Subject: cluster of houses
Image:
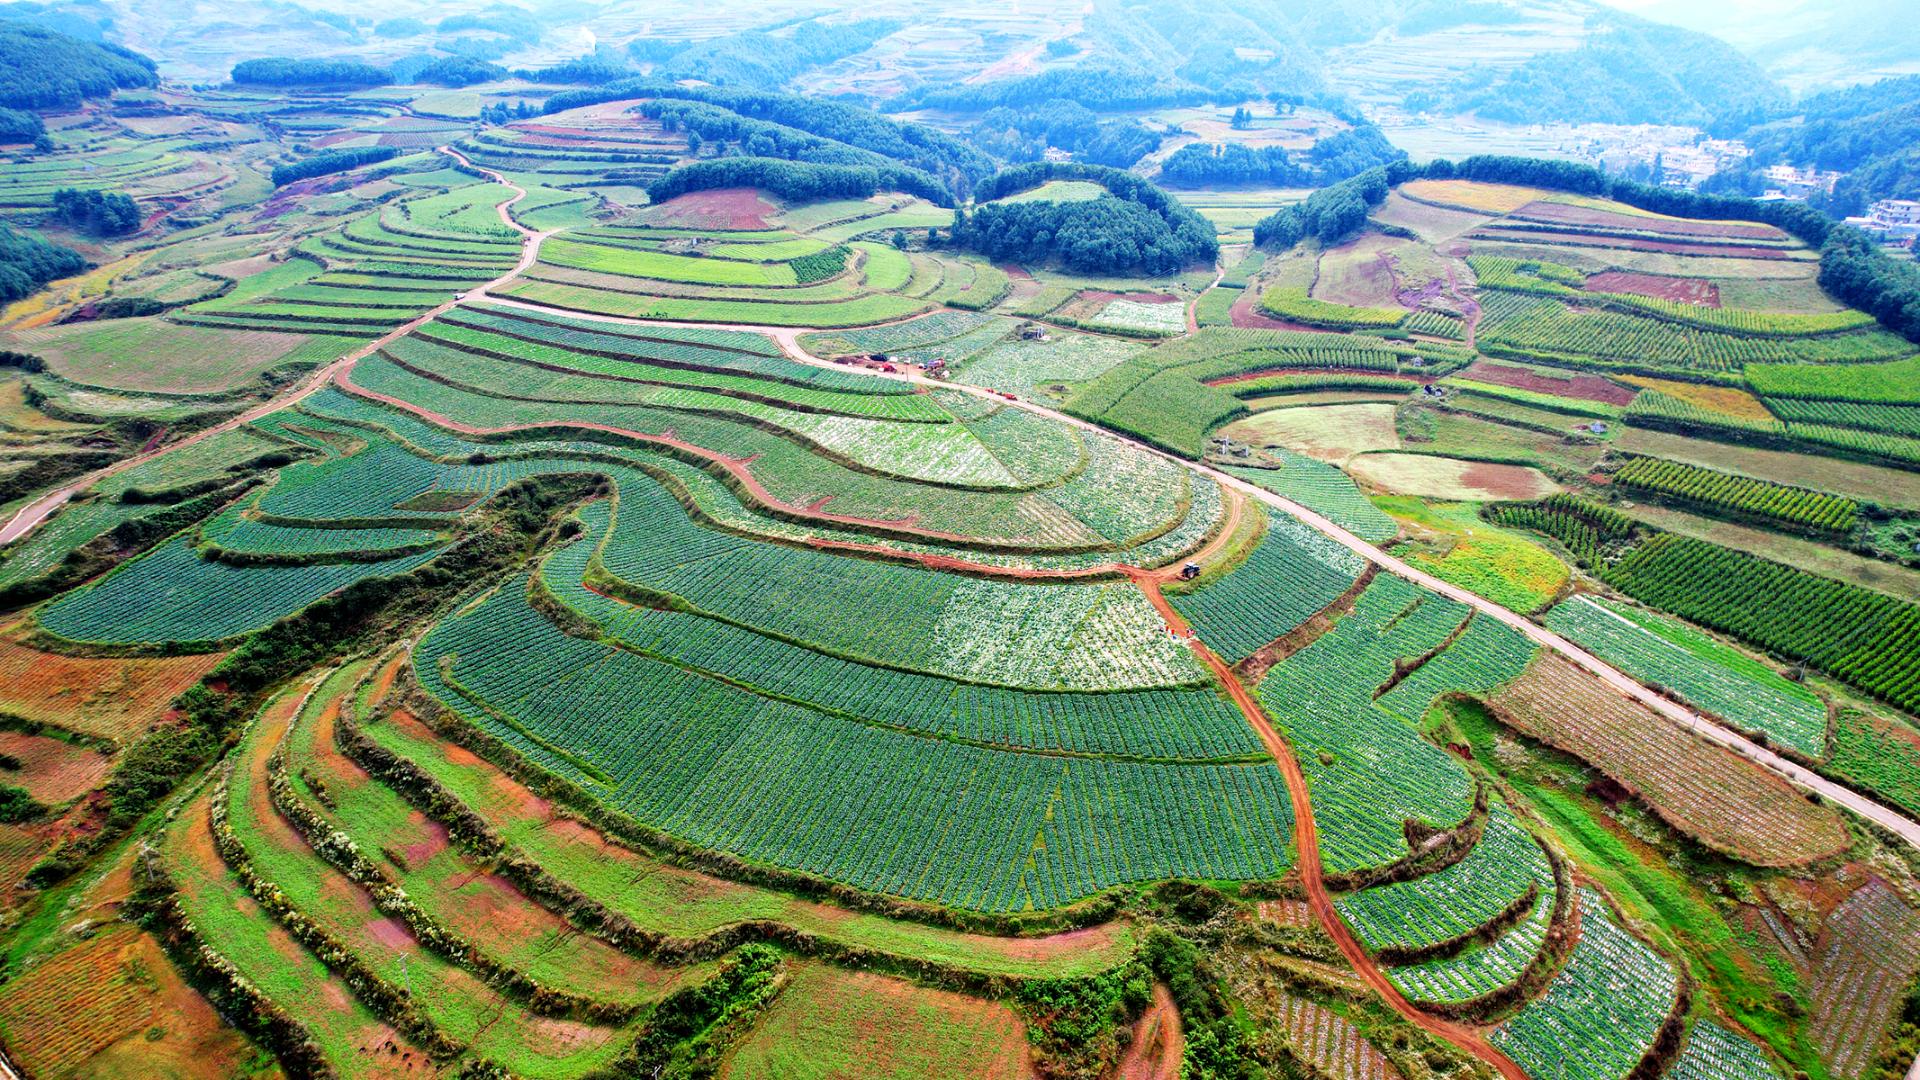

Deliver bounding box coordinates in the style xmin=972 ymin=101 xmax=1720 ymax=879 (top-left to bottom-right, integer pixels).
xmin=1844 ymin=199 xmax=1920 ymax=249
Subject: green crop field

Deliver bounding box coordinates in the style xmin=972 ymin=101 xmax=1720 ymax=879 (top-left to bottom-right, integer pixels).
xmin=0 ymin=61 xmax=1907 ymax=1080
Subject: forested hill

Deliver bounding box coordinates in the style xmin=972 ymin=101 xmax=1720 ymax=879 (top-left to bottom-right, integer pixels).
xmin=905 ymin=0 xmax=1327 ymax=112
xmin=640 ymin=19 xmax=902 ymax=91
xmin=952 ymin=163 xmax=1219 ymax=275
xmin=545 ymin=82 xmax=994 ymax=202
xmin=1438 ymin=13 xmax=1782 ymax=126
xmin=1715 ymin=76 xmax=1920 ymax=216
xmin=0 ymin=23 xmax=156 ymax=109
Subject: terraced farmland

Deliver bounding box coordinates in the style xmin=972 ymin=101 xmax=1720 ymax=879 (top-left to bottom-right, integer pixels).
xmin=0 ymin=86 xmax=1912 ymax=1080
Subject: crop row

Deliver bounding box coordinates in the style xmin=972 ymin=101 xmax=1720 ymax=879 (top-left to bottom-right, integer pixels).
xmin=1483 ymin=302 xmax=1908 ymax=372
xmin=545 ymin=505 xmax=1255 ymax=760
xmin=1543 ymin=595 xmax=1827 ymax=758
xmin=37 ymin=536 xmax=439 ymax=645
xmin=1221 ymin=456 xmax=1399 ymax=545
xmin=501 ymin=279 xmax=929 ymax=328
xmin=1255 ymin=575 xmax=1479 ymax=874
xmin=408 ymin=321 xmax=945 ymax=421
xmin=1762 ymin=396 xmax=1920 ymax=440
xmin=1612 ymin=455 xmax=1859 ymax=532
xmin=416 ymin=573 xmax=1298 ymax=912
xmin=1169 ymin=511 xmax=1367 ymax=663
xmin=595 ymin=474 xmax=1202 ymax=690
xmin=1335 ymin=804 xmax=1552 ymax=953
xmin=1490 ymin=889 xmax=1679 ymax=1080
xmin=1260 ymin=288 xmax=1407 ymax=329
xmin=1605 ymin=533 xmax=1920 ymax=715
xmin=1390 ymin=889 xmax=1553 ymax=1005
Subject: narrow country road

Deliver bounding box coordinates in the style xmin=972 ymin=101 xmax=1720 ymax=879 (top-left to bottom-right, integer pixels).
xmin=0 ymin=148 xmax=548 ymax=549
xmin=1124 ymin=564 xmax=1531 ymax=1080
xmin=455 ymin=293 xmax=1920 ymax=853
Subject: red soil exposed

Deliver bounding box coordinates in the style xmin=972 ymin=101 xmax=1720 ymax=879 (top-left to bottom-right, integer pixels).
xmin=1120 ymin=567 xmax=1528 ymax=1080
xmin=1117 ymin=983 xmax=1184 ymax=1080
xmin=0 ymin=730 xmax=110 ymax=804
xmin=642 ymin=188 xmax=776 ymax=230
xmin=1459 ymin=361 xmax=1637 ymax=406
xmin=1460 ymin=461 xmax=1564 ymax=501
xmin=1472 ymin=226 xmax=1795 ymax=260
xmin=1584 ymin=271 xmax=1720 ymax=308
xmin=1511 ymin=200 xmax=1784 ymax=241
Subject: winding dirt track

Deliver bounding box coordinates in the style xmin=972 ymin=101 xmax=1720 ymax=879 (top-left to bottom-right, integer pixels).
xmin=12 ymin=155 xmax=1920 ymax=1078
xmin=1123 ymin=564 xmax=1530 ymax=1080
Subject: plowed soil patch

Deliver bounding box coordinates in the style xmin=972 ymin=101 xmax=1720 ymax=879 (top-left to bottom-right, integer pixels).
xmin=1584 ymin=271 xmax=1720 ymax=307
xmin=719 ymin=964 xmax=1034 ymax=1079
xmin=0 ymin=729 xmax=110 ymax=804
xmin=1472 ymin=227 xmax=1795 ymax=260
xmin=641 ymin=188 xmax=776 ymax=230
xmin=1459 ymin=362 xmax=1637 ymax=406
xmin=1514 ymin=201 xmax=1783 ymax=241
xmin=0 ymin=630 xmax=221 ymax=743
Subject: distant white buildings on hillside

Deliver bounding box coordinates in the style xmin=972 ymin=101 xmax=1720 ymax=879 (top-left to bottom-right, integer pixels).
xmin=1758 ymin=163 xmax=1844 ymax=201
xmin=1846 ymin=200 xmax=1920 ymax=247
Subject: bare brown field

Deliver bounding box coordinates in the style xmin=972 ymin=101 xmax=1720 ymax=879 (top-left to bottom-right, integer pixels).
xmin=1486 ymin=654 xmax=1850 ymax=867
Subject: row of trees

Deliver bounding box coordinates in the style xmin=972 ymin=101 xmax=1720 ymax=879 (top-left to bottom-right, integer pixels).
xmin=547 ymin=81 xmax=994 ymax=199
xmin=645 ymin=158 xmax=936 ymax=208
xmin=230 ymin=57 xmax=390 ymax=87
xmin=269 ymin=145 xmax=398 ymax=187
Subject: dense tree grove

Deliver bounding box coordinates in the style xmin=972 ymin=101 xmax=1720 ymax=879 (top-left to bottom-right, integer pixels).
xmin=1820 ymin=228 xmax=1920 ymax=344
xmin=641 ymin=100 xmax=922 ymax=177
xmin=514 ymin=57 xmax=633 ymax=85
xmin=372 ymin=17 xmax=427 ymax=38
xmin=412 ymin=56 xmax=505 ymax=87
xmin=0 ymin=107 xmax=45 ymax=143
xmin=914 ymin=65 xmax=1210 ymax=113
xmin=0 ymin=224 xmax=87 ymax=303
xmin=549 ymin=82 xmax=994 ymax=199
xmin=646 ymin=158 xmax=942 ymax=207
xmin=269 ymin=146 xmax=399 ymax=187
xmin=1252 ymin=166 xmax=1391 ymax=248
xmin=231 ymin=57 xmax=391 ymax=87
xmin=0 ymin=23 xmax=157 ymax=109
xmin=966 ymin=100 xmax=1159 ymax=169
xmin=1161 ymin=143 xmax=1311 ymax=188
xmin=953 ymin=163 xmax=1218 ymax=275
xmin=51 ymin=188 xmax=140 ymax=236
xmin=437 ymin=9 xmax=542 ymax=43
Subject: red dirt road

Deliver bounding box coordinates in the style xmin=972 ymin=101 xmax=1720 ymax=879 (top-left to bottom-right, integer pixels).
xmin=1120 ymin=565 xmax=1528 ymax=1080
